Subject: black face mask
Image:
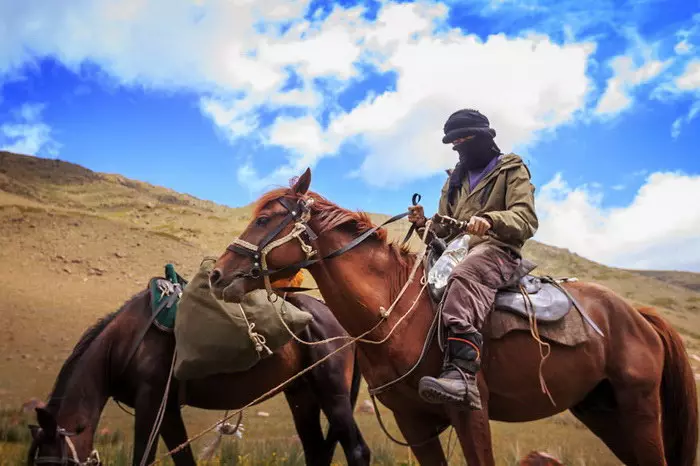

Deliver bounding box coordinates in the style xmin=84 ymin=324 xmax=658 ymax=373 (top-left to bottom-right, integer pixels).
xmin=454 ymin=138 xmax=496 ymax=170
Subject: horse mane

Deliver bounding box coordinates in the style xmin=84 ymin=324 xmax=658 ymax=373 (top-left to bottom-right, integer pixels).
xmin=45 ymin=289 xmax=147 ymax=414
xmin=252 ymin=186 xmax=415 ymax=266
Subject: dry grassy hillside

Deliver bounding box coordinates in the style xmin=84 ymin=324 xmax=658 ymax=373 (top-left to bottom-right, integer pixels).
xmin=630 ymin=269 xmax=700 ymax=293
xmin=1 ymin=150 xmax=699 ymax=464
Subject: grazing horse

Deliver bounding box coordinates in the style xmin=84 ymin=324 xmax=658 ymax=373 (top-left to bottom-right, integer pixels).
xmin=210 ymin=168 xmax=698 ymax=466
xmin=26 ymin=282 xmax=371 ymax=466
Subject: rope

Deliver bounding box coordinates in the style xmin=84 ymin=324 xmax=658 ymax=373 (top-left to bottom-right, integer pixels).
xmin=239 ymin=304 xmax=273 ymax=356
xmin=368 ymin=395 xmax=447 ymax=448
xmin=367 ymin=283 xmax=436 ymax=395
xmin=64 ymin=435 xmax=79 ymax=463
xmin=271 ymin=220 xmax=433 ymax=347
xmin=198 ymin=410 xmax=244 ymax=462
xmin=149 ymin=220 xmax=437 ymax=462
xmin=140 ymin=349 xmax=177 ymax=466
xmin=519 ymin=285 xmax=555 ymax=407
xmin=148 ymin=316 xmax=383 ymax=465
xmin=61 ymin=436 xmax=100 ymax=466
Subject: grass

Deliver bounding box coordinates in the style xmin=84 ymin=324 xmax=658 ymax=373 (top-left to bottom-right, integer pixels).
xmin=2 ymin=151 xmax=700 ymax=465
xmin=0 ymin=403 xmax=630 ymax=465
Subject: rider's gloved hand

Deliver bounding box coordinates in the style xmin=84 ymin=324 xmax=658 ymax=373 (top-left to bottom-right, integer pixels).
xmin=408 ymin=204 xmax=427 ymax=228
xmin=466 ymin=216 xmax=492 ymax=236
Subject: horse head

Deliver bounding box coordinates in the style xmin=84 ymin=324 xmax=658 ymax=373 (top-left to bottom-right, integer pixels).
xmin=27 ymin=407 xmax=97 ymax=465
xmin=210 ymin=168 xmax=315 ymax=303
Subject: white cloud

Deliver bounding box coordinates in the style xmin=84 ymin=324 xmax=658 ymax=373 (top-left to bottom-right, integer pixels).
xmin=675 ymin=40 xmax=692 ymax=55
xmin=675 ymin=59 xmax=700 ymax=91
xmin=671 ymin=100 xmax=700 ymax=139
xmin=0 ymin=0 xmax=600 ymax=189
xmin=595 ymin=30 xmax=672 ymax=117
xmin=534 ymin=172 xmax=700 ymax=271
xmin=674 ymin=14 xmax=699 ymax=56
xmin=655 ymin=59 xmax=700 ymax=138
xmin=0 ymin=103 xmax=60 ymax=157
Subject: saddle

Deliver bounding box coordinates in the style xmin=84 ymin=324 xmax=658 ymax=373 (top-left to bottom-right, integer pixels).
xmin=148 ymin=263 xmax=188 ymax=332
xmin=425 ymin=238 xmax=573 ymax=323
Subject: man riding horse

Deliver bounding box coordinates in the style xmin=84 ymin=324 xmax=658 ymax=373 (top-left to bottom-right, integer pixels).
xmin=408 ymin=108 xmax=539 ymax=410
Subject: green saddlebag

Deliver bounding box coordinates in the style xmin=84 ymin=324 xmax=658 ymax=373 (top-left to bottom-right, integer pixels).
xmin=173 ymin=257 xmax=313 ymax=380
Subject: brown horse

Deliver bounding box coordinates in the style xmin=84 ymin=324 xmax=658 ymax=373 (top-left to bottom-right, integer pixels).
xmin=26 ymin=281 xmax=371 ymax=465
xmin=210 ymin=168 xmax=698 ymax=466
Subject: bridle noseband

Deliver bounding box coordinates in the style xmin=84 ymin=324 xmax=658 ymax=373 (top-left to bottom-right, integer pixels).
xmin=225 ymin=196 xmax=319 ymax=298
xmin=29 ymin=426 xmax=100 ymax=466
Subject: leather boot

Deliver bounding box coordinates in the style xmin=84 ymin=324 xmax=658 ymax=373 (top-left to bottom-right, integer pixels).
xmin=418 ymin=332 xmax=483 ymax=410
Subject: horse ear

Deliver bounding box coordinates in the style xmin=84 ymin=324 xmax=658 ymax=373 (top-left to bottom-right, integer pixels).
xmin=292 ymin=168 xmax=311 ymax=195
xmin=36 ymin=407 xmax=57 ymax=438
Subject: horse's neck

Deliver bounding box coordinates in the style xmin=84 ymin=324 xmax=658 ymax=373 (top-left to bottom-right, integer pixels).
xmin=54 ymin=339 xmax=112 ymax=452
xmin=308 ymin=230 xmax=433 ymax=368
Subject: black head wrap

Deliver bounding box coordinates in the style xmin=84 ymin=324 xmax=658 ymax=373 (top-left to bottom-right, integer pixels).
xmin=442 ymin=109 xmax=501 ymax=203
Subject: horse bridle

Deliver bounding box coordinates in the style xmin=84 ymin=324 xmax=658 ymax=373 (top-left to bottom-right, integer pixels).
xmin=28 ymin=426 xmax=100 ymax=466
xmin=225 ymin=196 xmax=319 ymax=298
xmin=223 ymin=194 xmax=421 ymax=299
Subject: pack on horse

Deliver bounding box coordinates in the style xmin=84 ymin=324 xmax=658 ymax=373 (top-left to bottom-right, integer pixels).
xmin=26 ymin=271 xmax=371 ymax=466
xmin=209 ymin=168 xmax=698 ymax=466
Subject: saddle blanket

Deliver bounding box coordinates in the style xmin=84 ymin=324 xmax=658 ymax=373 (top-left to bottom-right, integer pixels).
xmin=484 ymin=304 xmax=590 ymax=347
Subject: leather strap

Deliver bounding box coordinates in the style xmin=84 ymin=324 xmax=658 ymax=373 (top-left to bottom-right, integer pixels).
xmin=543 ymin=277 xmax=605 ymax=338
xmin=401 ymin=193 xmax=422 ymax=245
xmin=119 ymin=288 xmax=181 ymax=379
xmin=260 ymin=209 xmax=412 ymax=278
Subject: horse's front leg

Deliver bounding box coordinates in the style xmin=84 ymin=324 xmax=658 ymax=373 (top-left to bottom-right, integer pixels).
xmin=133 ymin=383 xmax=175 ymax=466
xmin=393 ymin=409 xmax=449 ymax=466
xmin=446 ymin=375 xmax=495 ymax=466
xmin=159 ymin=405 xmax=196 ymax=466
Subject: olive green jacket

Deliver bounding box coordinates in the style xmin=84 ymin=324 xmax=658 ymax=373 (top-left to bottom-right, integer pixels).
xmin=436 ymin=153 xmax=538 ymax=256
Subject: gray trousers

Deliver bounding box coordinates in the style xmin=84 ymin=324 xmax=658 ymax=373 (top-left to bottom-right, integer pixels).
xmin=442 ymin=241 xmax=520 ymax=335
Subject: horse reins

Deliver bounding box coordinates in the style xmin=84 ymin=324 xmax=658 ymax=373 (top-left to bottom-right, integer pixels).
xmin=223 ymin=194 xmax=421 ymax=299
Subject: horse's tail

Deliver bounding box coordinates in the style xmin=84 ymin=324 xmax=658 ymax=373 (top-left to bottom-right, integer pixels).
xmin=637 ymin=306 xmax=698 ymax=466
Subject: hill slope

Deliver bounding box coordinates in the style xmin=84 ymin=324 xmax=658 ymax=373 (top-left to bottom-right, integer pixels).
xmin=2 ymin=150 xmax=700 ymax=464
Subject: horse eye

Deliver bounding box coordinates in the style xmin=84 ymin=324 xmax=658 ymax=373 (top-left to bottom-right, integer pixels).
xmin=255 ymin=216 xmax=270 ymax=227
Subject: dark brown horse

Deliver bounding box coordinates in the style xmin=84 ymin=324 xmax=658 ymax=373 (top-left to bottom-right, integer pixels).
xmin=26 ymin=282 xmax=371 ymax=465
xmin=210 ymin=168 xmax=698 ymax=466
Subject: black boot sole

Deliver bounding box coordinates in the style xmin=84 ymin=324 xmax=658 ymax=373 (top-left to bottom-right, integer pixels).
xmin=418 ymin=379 xmax=465 ymax=405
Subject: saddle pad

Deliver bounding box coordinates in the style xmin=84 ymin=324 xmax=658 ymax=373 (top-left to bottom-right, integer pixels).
xmin=494 ymin=282 xmax=572 ymax=322
xmin=484 ymin=305 xmax=590 ymax=347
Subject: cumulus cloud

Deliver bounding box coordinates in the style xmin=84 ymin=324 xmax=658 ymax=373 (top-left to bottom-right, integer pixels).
xmin=0 ymin=0 xmax=599 ymax=189
xmin=595 ymin=30 xmax=672 ymax=117
xmin=0 ymin=103 xmax=60 ymax=157
xmin=333 ymin=28 xmax=595 ymax=186
xmin=534 ymin=171 xmax=700 ymax=271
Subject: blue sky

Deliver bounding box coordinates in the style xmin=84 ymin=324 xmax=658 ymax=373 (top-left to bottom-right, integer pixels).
xmin=1 ymin=0 xmax=699 ymax=271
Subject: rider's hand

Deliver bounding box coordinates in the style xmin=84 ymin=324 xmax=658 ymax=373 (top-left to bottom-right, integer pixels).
xmin=408 ymin=205 xmax=427 ymax=228
xmin=466 ymin=216 xmax=492 ymax=236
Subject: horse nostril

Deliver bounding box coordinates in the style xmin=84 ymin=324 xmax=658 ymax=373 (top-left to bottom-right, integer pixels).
xmin=209 ymin=268 xmax=223 ymax=286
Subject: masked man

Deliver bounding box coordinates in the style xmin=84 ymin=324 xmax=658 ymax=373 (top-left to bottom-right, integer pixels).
xmin=408 ymin=109 xmax=539 ymax=409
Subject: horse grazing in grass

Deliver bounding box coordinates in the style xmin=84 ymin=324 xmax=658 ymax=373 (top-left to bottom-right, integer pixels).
xmin=26 ymin=278 xmax=371 ymax=466
xmin=210 ymin=168 xmax=698 ymax=466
